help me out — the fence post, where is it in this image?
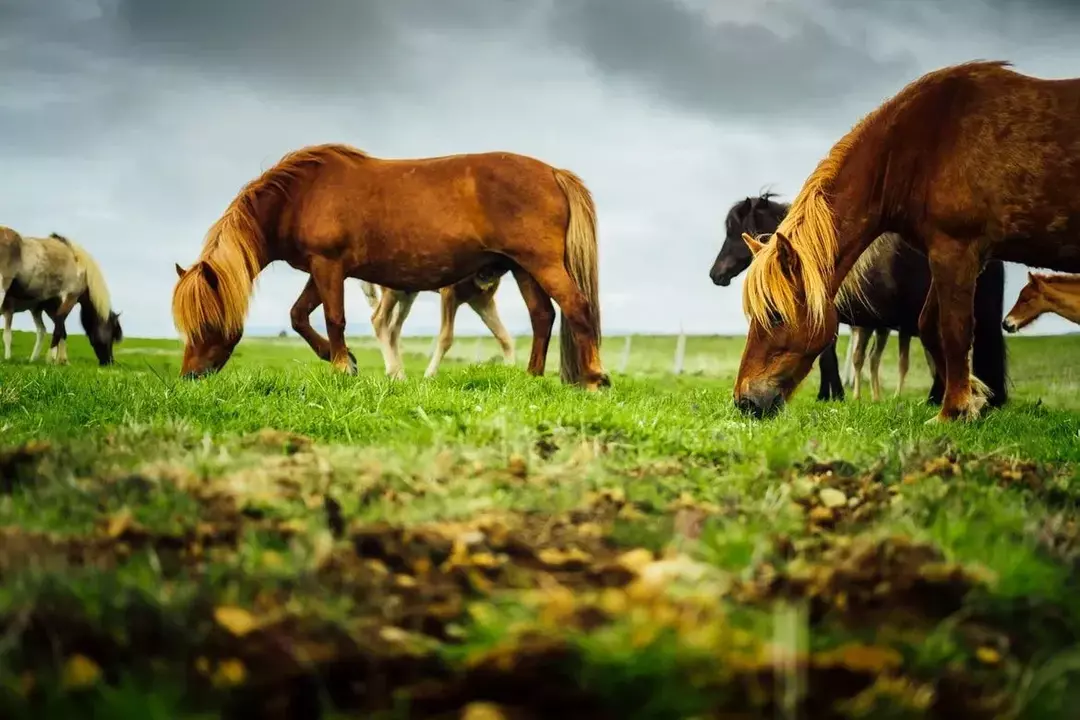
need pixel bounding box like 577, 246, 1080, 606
673, 326, 686, 375
619, 335, 632, 374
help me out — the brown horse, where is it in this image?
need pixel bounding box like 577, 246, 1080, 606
172, 144, 607, 389
1003, 272, 1080, 332
734, 61, 1080, 421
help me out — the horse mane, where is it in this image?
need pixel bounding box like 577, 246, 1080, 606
172, 143, 370, 340
742, 60, 1014, 334
65, 239, 113, 322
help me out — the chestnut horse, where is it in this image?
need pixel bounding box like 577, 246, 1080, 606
735, 61, 1069, 421
172, 144, 607, 389
1003, 273, 1080, 332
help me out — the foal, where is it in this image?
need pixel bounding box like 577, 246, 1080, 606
361, 264, 516, 380
1003, 273, 1080, 332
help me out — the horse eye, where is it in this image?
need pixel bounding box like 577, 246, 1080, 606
767, 309, 783, 328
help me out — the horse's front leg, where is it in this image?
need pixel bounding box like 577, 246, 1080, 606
926, 239, 986, 422
425, 287, 462, 378
370, 288, 406, 380
309, 259, 355, 375
47, 294, 78, 365
816, 337, 843, 401
2, 309, 12, 361
289, 276, 356, 367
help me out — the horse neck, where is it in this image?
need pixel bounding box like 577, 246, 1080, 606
822, 150, 891, 300
1043, 279, 1080, 323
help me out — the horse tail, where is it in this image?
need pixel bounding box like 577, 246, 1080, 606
552, 168, 601, 384
360, 281, 380, 310
68, 240, 113, 321
972, 259, 1009, 407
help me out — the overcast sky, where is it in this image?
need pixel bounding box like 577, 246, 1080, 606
2, 0, 1079, 339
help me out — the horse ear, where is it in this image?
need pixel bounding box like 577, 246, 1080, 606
741, 232, 766, 256
198, 262, 220, 291
1028, 271, 1042, 286
175, 263, 187, 278
773, 231, 799, 276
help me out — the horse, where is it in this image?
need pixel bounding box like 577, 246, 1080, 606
735, 61, 1068, 422
1003, 272, 1080, 332
172, 144, 607, 390
713, 193, 1008, 404
360, 264, 516, 380
0, 227, 123, 366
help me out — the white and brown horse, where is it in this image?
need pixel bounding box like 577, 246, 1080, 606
0, 227, 123, 365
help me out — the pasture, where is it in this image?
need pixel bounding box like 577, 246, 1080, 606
1, 329, 1080, 718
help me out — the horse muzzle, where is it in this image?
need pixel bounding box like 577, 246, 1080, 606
734, 385, 785, 419
1001, 317, 1019, 333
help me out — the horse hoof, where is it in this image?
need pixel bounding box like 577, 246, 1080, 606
347, 351, 357, 366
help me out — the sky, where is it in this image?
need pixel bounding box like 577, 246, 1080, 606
2, 0, 1080, 339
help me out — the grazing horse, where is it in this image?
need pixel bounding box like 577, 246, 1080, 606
1003, 273, 1080, 331
735, 61, 1066, 421
0, 227, 123, 365
713, 194, 1008, 404
360, 264, 516, 380
172, 144, 607, 389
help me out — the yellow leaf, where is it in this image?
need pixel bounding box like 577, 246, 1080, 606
62, 655, 101, 689
462, 702, 509, 720
105, 508, 133, 538
214, 606, 259, 636
976, 646, 1001, 665
212, 658, 247, 688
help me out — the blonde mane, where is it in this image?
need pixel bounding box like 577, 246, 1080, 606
834, 232, 903, 317
741, 122, 870, 335
64, 237, 113, 321
742, 60, 1014, 334
171, 144, 369, 340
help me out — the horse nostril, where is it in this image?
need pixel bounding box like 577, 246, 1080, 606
735, 397, 764, 418
1002, 319, 1015, 332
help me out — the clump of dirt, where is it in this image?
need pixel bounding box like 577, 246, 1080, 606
789, 462, 895, 532
0, 440, 51, 493
737, 535, 994, 626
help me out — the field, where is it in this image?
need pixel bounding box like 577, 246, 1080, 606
1, 329, 1079, 719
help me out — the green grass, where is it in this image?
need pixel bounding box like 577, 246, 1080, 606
1, 329, 1079, 718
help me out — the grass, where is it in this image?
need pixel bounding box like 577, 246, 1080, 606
0, 329, 1079, 718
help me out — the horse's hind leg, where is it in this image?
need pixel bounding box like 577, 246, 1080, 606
520, 263, 605, 389
469, 287, 515, 367
425, 288, 462, 378
511, 268, 555, 377
869, 328, 889, 402
895, 332, 911, 398
851, 327, 871, 400
816, 338, 843, 401
309, 258, 356, 375
47, 294, 78, 365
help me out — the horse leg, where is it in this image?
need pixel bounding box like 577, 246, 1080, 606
387, 291, 416, 379
840, 333, 856, 388
290, 277, 358, 368
309, 259, 355, 375
425, 288, 462, 378
469, 287, 515, 367
869, 328, 889, 402
2, 309, 11, 361
522, 263, 606, 389
851, 327, 870, 400
370, 288, 405, 380
46, 294, 78, 365
919, 281, 946, 406
895, 332, 911, 398
816, 338, 843, 401
512, 268, 555, 377
925, 240, 985, 422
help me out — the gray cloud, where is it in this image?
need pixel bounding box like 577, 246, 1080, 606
3, 0, 1080, 341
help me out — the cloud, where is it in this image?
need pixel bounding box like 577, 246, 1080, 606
2, 0, 1080, 345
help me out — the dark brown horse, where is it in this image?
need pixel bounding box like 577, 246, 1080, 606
735, 61, 1073, 421
172, 144, 608, 389
713, 194, 1008, 406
